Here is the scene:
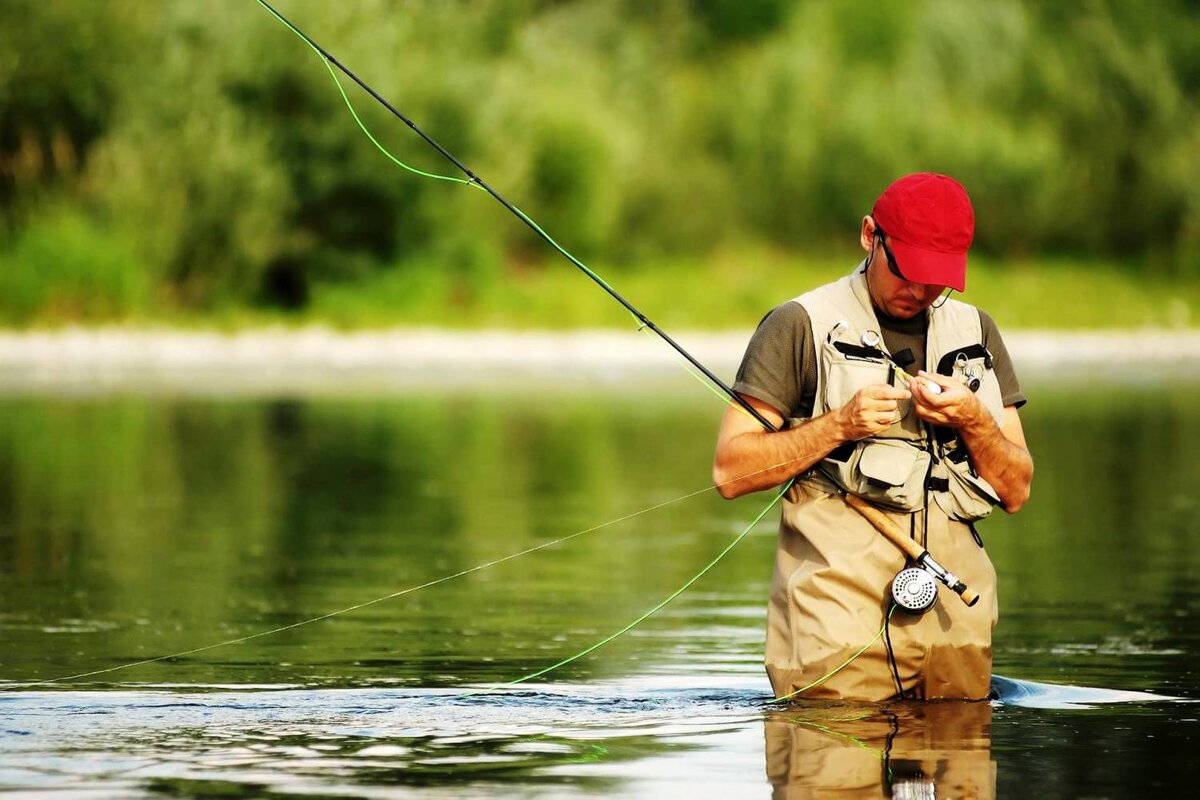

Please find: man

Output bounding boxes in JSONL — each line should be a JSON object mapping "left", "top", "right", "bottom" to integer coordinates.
{"left": 712, "top": 173, "right": 1033, "bottom": 701}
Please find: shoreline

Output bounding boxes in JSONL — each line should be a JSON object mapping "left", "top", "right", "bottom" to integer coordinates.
{"left": 2, "top": 326, "right": 1197, "bottom": 395}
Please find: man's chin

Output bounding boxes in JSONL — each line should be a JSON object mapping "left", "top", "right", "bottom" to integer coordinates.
{"left": 889, "top": 303, "right": 925, "bottom": 319}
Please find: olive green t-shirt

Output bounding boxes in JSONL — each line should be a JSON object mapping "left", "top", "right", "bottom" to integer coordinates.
{"left": 732, "top": 299, "right": 1026, "bottom": 420}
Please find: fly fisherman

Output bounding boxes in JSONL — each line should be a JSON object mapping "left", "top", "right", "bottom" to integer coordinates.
{"left": 713, "top": 173, "right": 1033, "bottom": 701}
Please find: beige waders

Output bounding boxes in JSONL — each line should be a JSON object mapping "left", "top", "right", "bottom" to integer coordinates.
{"left": 765, "top": 478, "right": 998, "bottom": 701}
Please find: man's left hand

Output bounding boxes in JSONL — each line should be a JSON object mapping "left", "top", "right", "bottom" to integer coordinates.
{"left": 910, "top": 370, "right": 987, "bottom": 431}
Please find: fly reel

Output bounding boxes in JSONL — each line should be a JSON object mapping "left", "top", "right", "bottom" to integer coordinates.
{"left": 890, "top": 566, "right": 939, "bottom": 614}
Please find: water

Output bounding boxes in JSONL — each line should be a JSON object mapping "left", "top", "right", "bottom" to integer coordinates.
{"left": 1, "top": 372, "right": 1198, "bottom": 797}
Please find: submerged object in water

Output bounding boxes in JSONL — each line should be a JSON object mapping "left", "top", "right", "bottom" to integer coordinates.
{"left": 989, "top": 674, "right": 1183, "bottom": 708}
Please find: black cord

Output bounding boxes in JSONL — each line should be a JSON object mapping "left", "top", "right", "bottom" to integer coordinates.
{"left": 881, "top": 710, "right": 901, "bottom": 794}
{"left": 884, "top": 600, "right": 906, "bottom": 700}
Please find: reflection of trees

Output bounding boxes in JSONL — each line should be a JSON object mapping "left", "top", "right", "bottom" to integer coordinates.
{"left": 0, "top": 390, "right": 762, "bottom": 685}
{"left": 5, "top": 379, "right": 1192, "bottom": 688}
{"left": 0, "top": 398, "right": 286, "bottom": 682}
{"left": 984, "top": 382, "right": 1199, "bottom": 685}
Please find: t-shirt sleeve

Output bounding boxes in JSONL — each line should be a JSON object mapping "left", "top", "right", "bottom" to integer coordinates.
{"left": 732, "top": 301, "right": 816, "bottom": 419}
{"left": 980, "top": 310, "right": 1026, "bottom": 409}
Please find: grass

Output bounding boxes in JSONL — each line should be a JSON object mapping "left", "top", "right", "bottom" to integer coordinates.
{"left": 300, "top": 246, "right": 1198, "bottom": 332}
{"left": 0, "top": 233, "right": 1195, "bottom": 331}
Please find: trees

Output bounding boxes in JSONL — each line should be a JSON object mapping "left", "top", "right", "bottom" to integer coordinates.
{"left": 1, "top": 0, "right": 1195, "bottom": 322}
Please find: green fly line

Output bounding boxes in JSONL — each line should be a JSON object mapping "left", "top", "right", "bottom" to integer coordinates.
{"left": 7, "top": 451, "right": 813, "bottom": 690}
{"left": 4, "top": 0, "right": 882, "bottom": 697}
{"left": 255, "top": 0, "right": 635, "bottom": 321}
{"left": 770, "top": 605, "right": 899, "bottom": 703}
{"left": 460, "top": 482, "right": 789, "bottom": 697}
{"left": 255, "top": 0, "right": 869, "bottom": 698}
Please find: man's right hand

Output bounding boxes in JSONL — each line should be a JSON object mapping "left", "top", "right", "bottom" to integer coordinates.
{"left": 836, "top": 384, "right": 911, "bottom": 440}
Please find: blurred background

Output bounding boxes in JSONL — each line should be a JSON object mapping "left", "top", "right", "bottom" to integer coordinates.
{"left": 1, "top": 0, "right": 1197, "bottom": 330}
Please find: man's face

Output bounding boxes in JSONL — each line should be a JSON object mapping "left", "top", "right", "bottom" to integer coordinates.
{"left": 863, "top": 228, "right": 947, "bottom": 319}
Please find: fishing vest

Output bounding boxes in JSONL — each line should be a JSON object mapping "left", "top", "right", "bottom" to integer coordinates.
{"left": 792, "top": 265, "right": 1005, "bottom": 521}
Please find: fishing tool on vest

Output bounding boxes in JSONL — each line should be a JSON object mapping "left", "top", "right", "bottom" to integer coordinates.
{"left": 955, "top": 352, "right": 982, "bottom": 392}
{"left": 812, "top": 324, "right": 980, "bottom": 607}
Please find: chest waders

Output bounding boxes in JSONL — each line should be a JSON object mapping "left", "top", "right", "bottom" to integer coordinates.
{"left": 764, "top": 266, "right": 1005, "bottom": 701}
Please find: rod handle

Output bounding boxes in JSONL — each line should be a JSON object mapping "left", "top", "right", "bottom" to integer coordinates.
{"left": 843, "top": 493, "right": 925, "bottom": 562}
{"left": 843, "top": 493, "right": 977, "bottom": 608}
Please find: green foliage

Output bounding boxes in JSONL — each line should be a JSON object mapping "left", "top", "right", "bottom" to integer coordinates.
{"left": 0, "top": 0, "right": 1196, "bottom": 325}
{"left": 0, "top": 207, "right": 148, "bottom": 322}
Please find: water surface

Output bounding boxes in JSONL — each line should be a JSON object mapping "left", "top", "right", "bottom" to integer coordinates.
{"left": 1, "top": 372, "right": 1197, "bottom": 797}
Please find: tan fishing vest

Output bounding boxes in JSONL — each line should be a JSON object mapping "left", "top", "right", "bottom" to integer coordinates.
{"left": 793, "top": 265, "right": 1005, "bottom": 521}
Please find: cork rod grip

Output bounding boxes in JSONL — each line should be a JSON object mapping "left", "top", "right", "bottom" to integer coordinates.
{"left": 843, "top": 494, "right": 925, "bottom": 562}
{"left": 843, "top": 493, "right": 977, "bottom": 608}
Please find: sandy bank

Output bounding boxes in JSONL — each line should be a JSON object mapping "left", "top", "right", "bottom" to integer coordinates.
{"left": 0, "top": 327, "right": 1196, "bottom": 395}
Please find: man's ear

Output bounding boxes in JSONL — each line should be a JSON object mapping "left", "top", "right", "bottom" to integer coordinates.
{"left": 859, "top": 215, "right": 876, "bottom": 252}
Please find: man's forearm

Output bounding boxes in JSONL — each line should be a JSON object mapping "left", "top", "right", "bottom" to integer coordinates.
{"left": 713, "top": 412, "right": 848, "bottom": 499}
{"left": 959, "top": 413, "right": 1033, "bottom": 513}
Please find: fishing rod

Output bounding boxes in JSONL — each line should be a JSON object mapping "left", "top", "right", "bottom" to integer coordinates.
{"left": 254, "top": 0, "right": 978, "bottom": 612}
{"left": 254, "top": 0, "right": 777, "bottom": 434}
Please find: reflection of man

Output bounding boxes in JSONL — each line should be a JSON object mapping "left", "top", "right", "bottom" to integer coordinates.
{"left": 764, "top": 701, "right": 996, "bottom": 799}
{"left": 713, "top": 174, "right": 1033, "bottom": 701}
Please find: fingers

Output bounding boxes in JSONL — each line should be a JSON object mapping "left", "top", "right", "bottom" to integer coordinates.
{"left": 912, "top": 373, "right": 957, "bottom": 406}
{"left": 914, "top": 371, "right": 953, "bottom": 395}
{"left": 858, "top": 384, "right": 909, "bottom": 414}
{"left": 863, "top": 384, "right": 912, "bottom": 401}
{"left": 912, "top": 404, "right": 948, "bottom": 425}
{"left": 910, "top": 381, "right": 942, "bottom": 406}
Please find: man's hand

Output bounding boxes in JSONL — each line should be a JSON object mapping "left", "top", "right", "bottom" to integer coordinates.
{"left": 910, "top": 370, "right": 987, "bottom": 431}
{"left": 837, "top": 384, "right": 911, "bottom": 440}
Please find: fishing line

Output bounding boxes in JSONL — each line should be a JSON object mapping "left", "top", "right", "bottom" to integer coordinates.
{"left": 784, "top": 716, "right": 886, "bottom": 760}
{"left": 5, "top": 451, "right": 812, "bottom": 690}
{"left": 254, "top": 0, "right": 772, "bottom": 430}
{"left": 637, "top": 326, "right": 761, "bottom": 424}
{"left": 769, "top": 605, "right": 898, "bottom": 704}
{"left": 460, "top": 482, "right": 788, "bottom": 697}
{"left": 3, "top": 485, "right": 709, "bottom": 689}
{"left": 256, "top": 0, "right": 631, "bottom": 315}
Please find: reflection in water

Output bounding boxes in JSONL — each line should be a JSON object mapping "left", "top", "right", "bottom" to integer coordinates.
{"left": 765, "top": 701, "right": 993, "bottom": 799}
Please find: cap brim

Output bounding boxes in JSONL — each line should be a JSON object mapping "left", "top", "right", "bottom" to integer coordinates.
{"left": 888, "top": 238, "right": 967, "bottom": 293}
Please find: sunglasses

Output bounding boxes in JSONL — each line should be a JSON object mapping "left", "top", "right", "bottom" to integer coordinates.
{"left": 872, "top": 224, "right": 906, "bottom": 281}
{"left": 873, "top": 222, "right": 956, "bottom": 308}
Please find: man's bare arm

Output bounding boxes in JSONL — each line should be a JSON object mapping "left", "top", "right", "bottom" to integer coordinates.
{"left": 911, "top": 371, "right": 1034, "bottom": 513}
{"left": 712, "top": 385, "right": 911, "bottom": 499}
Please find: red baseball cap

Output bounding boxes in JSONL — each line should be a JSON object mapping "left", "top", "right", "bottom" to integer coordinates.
{"left": 871, "top": 173, "right": 974, "bottom": 292}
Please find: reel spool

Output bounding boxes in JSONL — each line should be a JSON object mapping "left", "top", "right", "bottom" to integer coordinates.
{"left": 890, "top": 566, "right": 938, "bottom": 614}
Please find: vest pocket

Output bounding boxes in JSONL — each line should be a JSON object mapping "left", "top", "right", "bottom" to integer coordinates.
{"left": 824, "top": 439, "right": 930, "bottom": 512}
{"left": 931, "top": 457, "right": 1002, "bottom": 522}
{"left": 821, "top": 339, "right": 919, "bottom": 440}
{"left": 824, "top": 356, "right": 890, "bottom": 411}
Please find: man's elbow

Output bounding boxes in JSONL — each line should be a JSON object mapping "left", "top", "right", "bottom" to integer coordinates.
{"left": 712, "top": 460, "right": 743, "bottom": 500}
{"left": 1001, "top": 463, "right": 1034, "bottom": 514}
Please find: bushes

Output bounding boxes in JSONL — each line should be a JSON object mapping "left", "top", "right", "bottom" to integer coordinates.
{"left": 0, "top": 208, "right": 148, "bottom": 322}
{"left": 0, "top": 0, "right": 1195, "bottom": 324}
